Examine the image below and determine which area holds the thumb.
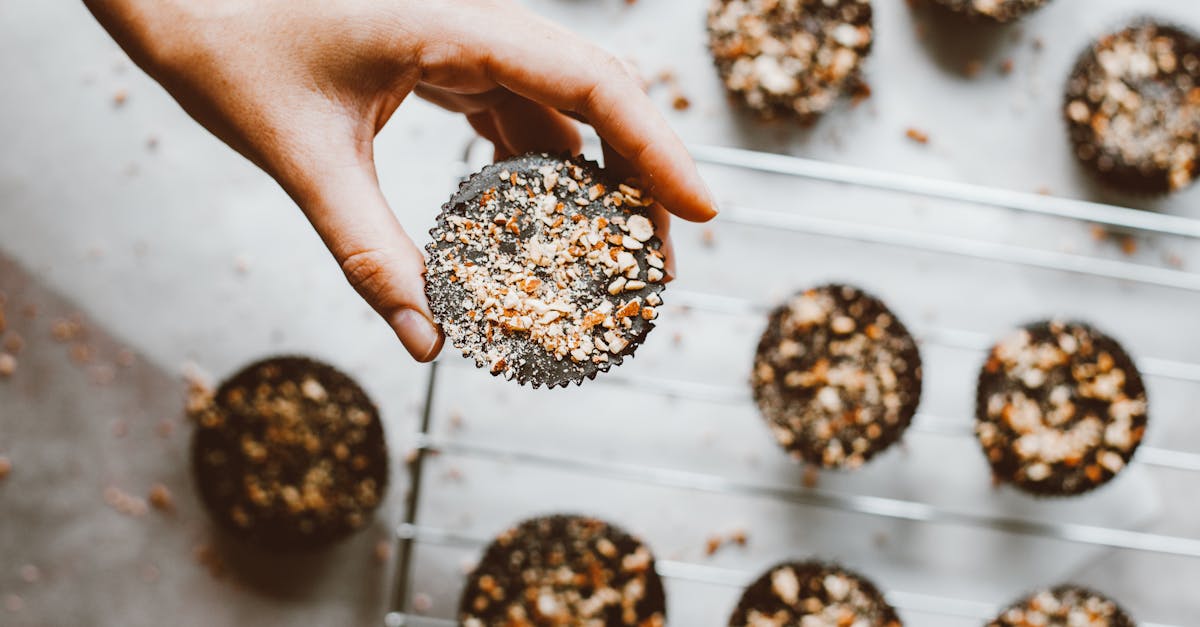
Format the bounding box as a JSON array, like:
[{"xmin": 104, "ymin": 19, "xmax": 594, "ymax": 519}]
[{"xmin": 289, "ymin": 152, "xmax": 444, "ymax": 362}]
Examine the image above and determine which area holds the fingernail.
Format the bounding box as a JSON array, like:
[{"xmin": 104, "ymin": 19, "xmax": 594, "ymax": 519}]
[
  {"xmin": 700, "ymin": 177, "xmax": 719, "ymax": 217},
  {"xmin": 391, "ymin": 309, "xmax": 442, "ymax": 362},
  {"xmin": 664, "ymin": 266, "xmax": 677, "ymax": 283}
]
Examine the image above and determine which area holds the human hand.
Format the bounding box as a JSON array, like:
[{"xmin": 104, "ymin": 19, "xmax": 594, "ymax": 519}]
[{"xmin": 85, "ymin": 0, "xmax": 717, "ymax": 362}]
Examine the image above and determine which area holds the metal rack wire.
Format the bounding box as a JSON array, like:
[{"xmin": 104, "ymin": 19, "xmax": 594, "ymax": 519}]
[{"xmin": 385, "ymin": 144, "xmax": 1200, "ymax": 627}]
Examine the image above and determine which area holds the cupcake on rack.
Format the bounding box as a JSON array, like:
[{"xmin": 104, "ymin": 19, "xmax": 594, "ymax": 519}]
[
  {"xmin": 989, "ymin": 585, "xmax": 1135, "ymax": 627},
  {"xmin": 425, "ymin": 153, "xmax": 666, "ymax": 389},
  {"xmin": 1064, "ymin": 20, "xmax": 1200, "ymax": 194},
  {"xmin": 930, "ymin": 0, "xmax": 1049, "ymax": 22},
  {"xmin": 751, "ymin": 284, "xmax": 923, "ymax": 470},
  {"xmin": 190, "ymin": 356, "xmax": 388, "ymax": 551},
  {"xmin": 707, "ymin": 0, "xmax": 873, "ymax": 124},
  {"xmin": 459, "ymin": 514, "xmax": 666, "ymax": 626},
  {"xmin": 975, "ymin": 320, "xmax": 1148, "ymax": 497},
  {"xmin": 729, "ymin": 560, "xmax": 901, "ymax": 626}
]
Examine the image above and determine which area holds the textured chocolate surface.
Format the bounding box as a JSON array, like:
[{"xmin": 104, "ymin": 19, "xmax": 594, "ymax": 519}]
[
  {"xmin": 459, "ymin": 514, "xmax": 666, "ymax": 626},
  {"xmin": 976, "ymin": 321, "xmax": 1147, "ymax": 496},
  {"xmin": 729, "ymin": 560, "xmax": 901, "ymax": 626},
  {"xmin": 989, "ymin": 585, "xmax": 1135, "ymax": 627},
  {"xmin": 1064, "ymin": 21, "xmax": 1200, "ymax": 194},
  {"xmin": 752, "ymin": 284, "xmax": 922, "ymax": 469},
  {"xmin": 190, "ymin": 356, "xmax": 387, "ymax": 551},
  {"xmin": 707, "ymin": 0, "xmax": 873, "ymax": 123},
  {"xmin": 425, "ymin": 153, "xmax": 666, "ymax": 389},
  {"xmin": 931, "ymin": 0, "xmax": 1048, "ymax": 22}
]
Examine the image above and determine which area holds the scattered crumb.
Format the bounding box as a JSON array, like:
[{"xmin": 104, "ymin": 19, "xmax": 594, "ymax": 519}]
[
  {"xmin": 140, "ymin": 563, "xmax": 161, "ymax": 583},
  {"xmin": 1120, "ymin": 236, "xmax": 1138, "ymax": 256},
  {"xmin": 182, "ymin": 362, "xmax": 214, "ymax": 416},
  {"xmin": 50, "ymin": 317, "xmax": 83, "ymax": 342},
  {"xmin": 4, "ymin": 594, "xmax": 22, "ymax": 613},
  {"xmin": 1165, "ymin": 252, "xmax": 1185, "ymax": 269},
  {"xmin": 704, "ymin": 535, "xmax": 722, "ymax": 556},
  {"xmin": 905, "ymin": 127, "xmax": 929, "ymax": 144},
  {"xmin": 148, "ymin": 483, "xmax": 174, "ymax": 512},
  {"xmin": 70, "ymin": 343, "xmax": 93, "ymax": 365},
  {"xmin": 672, "ymin": 94, "xmax": 691, "ymax": 111},
  {"xmin": 18, "ymin": 564, "xmax": 40, "ymax": 584},
  {"xmin": 0, "ymin": 456, "xmax": 11, "ymax": 480},
  {"xmin": 233, "ymin": 254, "xmax": 251, "ymax": 275},
  {"xmin": 999, "ymin": 58, "xmax": 1014, "ymax": 75},
  {"xmin": 730, "ymin": 528, "xmax": 748, "ymax": 546},
  {"xmin": 374, "ymin": 539, "xmax": 393, "ymax": 564},
  {"xmin": 104, "ymin": 485, "xmax": 148, "ymax": 517},
  {"xmin": 671, "ymin": 332, "xmax": 683, "ymax": 347},
  {"xmin": 0, "ymin": 353, "xmax": 16, "ymax": 378},
  {"xmin": 412, "ymin": 592, "xmax": 433, "ymax": 613},
  {"xmin": 704, "ymin": 529, "xmax": 750, "ymax": 556},
  {"xmin": 1032, "ymin": 37, "xmax": 1044, "ymax": 51},
  {"xmin": 1090, "ymin": 225, "xmax": 1108, "ymax": 241},
  {"xmin": 964, "ymin": 59, "xmax": 983, "ymax": 78},
  {"xmin": 193, "ymin": 544, "xmax": 226, "ymax": 579},
  {"xmin": 91, "ymin": 364, "xmax": 117, "ymax": 385},
  {"xmin": 146, "ymin": 136, "xmax": 159, "ymax": 151},
  {"xmin": 116, "ymin": 348, "xmax": 136, "ymax": 368},
  {"xmin": 4, "ymin": 333, "xmax": 24, "ymax": 355},
  {"xmin": 113, "ymin": 89, "xmax": 128, "ymax": 107},
  {"xmin": 700, "ymin": 228, "xmax": 716, "ymax": 248}
]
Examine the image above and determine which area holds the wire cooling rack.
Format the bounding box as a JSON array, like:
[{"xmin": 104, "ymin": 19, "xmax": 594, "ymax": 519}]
[{"xmin": 383, "ymin": 143, "xmax": 1200, "ymax": 627}]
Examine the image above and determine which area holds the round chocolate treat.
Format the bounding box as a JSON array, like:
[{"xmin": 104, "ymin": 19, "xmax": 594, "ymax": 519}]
[
  {"xmin": 990, "ymin": 585, "xmax": 1135, "ymax": 627},
  {"xmin": 976, "ymin": 321, "xmax": 1148, "ymax": 497},
  {"xmin": 459, "ymin": 514, "xmax": 666, "ymax": 626},
  {"xmin": 190, "ymin": 357, "xmax": 387, "ymax": 550},
  {"xmin": 931, "ymin": 0, "xmax": 1048, "ymax": 22},
  {"xmin": 729, "ymin": 561, "xmax": 901, "ymax": 627},
  {"xmin": 751, "ymin": 284, "xmax": 922, "ymax": 469},
  {"xmin": 425, "ymin": 153, "xmax": 666, "ymax": 389},
  {"xmin": 1064, "ymin": 21, "xmax": 1200, "ymax": 194},
  {"xmin": 707, "ymin": 0, "xmax": 873, "ymax": 123}
]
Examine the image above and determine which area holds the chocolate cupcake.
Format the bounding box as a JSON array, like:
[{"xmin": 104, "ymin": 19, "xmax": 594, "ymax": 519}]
[
  {"xmin": 459, "ymin": 514, "xmax": 666, "ymax": 626},
  {"xmin": 931, "ymin": 0, "xmax": 1048, "ymax": 22},
  {"xmin": 425, "ymin": 153, "xmax": 666, "ymax": 389},
  {"xmin": 190, "ymin": 357, "xmax": 388, "ymax": 551},
  {"xmin": 990, "ymin": 585, "xmax": 1135, "ymax": 627},
  {"xmin": 751, "ymin": 284, "xmax": 922, "ymax": 469},
  {"xmin": 707, "ymin": 0, "xmax": 873, "ymax": 123},
  {"xmin": 729, "ymin": 560, "xmax": 901, "ymax": 626},
  {"xmin": 976, "ymin": 321, "xmax": 1148, "ymax": 497},
  {"xmin": 1064, "ymin": 21, "xmax": 1200, "ymax": 194}
]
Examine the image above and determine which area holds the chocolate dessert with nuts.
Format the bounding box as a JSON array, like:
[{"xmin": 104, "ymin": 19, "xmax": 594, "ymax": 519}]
[
  {"xmin": 976, "ymin": 321, "xmax": 1148, "ymax": 497},
  {"xmin": 707, "ymin": 0, "xmax": 873, "ymax": 123},
  {"xmin": 729, "ymin": 560, "xmax": 901, "ymax": 627},
  {"xmin": 931, "ymin": 0, "xmax": 1048, "ymax": 22},
  {"xmin": 459, "ymin": 514, "xmax": 666, "ymax": 627},
  {"xmin": 989, "ymin": 585, "xmax": 1135, "ymax": 627},
  {"xmin": 751, "ymin": 284, "xmax": 922, "ymax": 470},
  {"xmin": 1064, "ymin": 21, "xmax": 1200, "ymax": 194},
  {"xmin": 425, "ymin": 153, "xmax": 666, "ymax": 388},
  {"xmin": 190, "ymin": 356, "xmax": 387, "ymax": 550}
]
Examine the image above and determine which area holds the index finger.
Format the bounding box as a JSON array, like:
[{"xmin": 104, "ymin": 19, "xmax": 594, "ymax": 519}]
[{"xmin": 441, "ymin": 13, "xmax": 718, "ymax": 223}]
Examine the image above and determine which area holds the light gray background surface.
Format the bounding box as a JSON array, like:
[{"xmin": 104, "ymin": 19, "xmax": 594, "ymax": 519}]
[{"xmin": 2, "ymin": 0, "xmax": 1200, "ymax": 625}]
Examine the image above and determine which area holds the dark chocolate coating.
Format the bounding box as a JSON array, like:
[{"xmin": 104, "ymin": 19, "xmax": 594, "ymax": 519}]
[
  {"xmin": 459, "ymin": 514, "xmax": 667, "ymax": 626},
  {"xmin": 191, "ymin": 356, "xmax": 388, "ymax": 551},
  {"xmin": 930, "ymin": 0, "xmax": 1048, "ymax": 22},
  {"xmin": 751, "ymin": 284, "xmax": 923, "ymax": 469},
  {"xmin": 975, "ymin": 321, "xmax": 1148, "ymax": 497},
  {"xmin": 729, "ymin": 560, "xmax": 901, "ymax": 626},
  {"xmin": 1064, "ymin": 20, "xmax": 1200, "ymax": 194},
  {"xmin": 425, "ymin": 153, "xmax": 666, "ymax": 389},
  {"xmin": 989, "ymin": 585, "xmax": 1136, "ymax": 627}
]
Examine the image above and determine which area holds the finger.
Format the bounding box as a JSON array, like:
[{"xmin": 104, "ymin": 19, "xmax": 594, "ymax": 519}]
[
  {"xmin": 286, "ymin": 150, "xmax": 444, "ymax": 362},
  {"xmin": 462, "ymin": 22, "xmax": 718, "ymax": 222},
  {"xmin": 490, "ymin": 96, "xmax": 582, "ymax": 157},
  {"xmin": 604, "ymin": 141, "xmax": 675, "ymax": 282},
  {"xmin": 466, "ymin": 111, "xmax": 514, "ymax": 160}
]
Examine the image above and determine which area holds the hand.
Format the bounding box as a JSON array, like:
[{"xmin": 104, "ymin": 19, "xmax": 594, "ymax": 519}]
[{"xmin": 84, "ymin": 0, "xmax": 718, "ymax": 362}]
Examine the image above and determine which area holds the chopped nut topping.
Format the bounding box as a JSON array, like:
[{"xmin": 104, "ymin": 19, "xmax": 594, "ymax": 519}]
[
  {"xmin": 991, "ymin": 585, "xmax": 1133, "ymax": 627},
  {"xmin": 731, "ymin": 561, "xmax": 900, "ymax": 626}
]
